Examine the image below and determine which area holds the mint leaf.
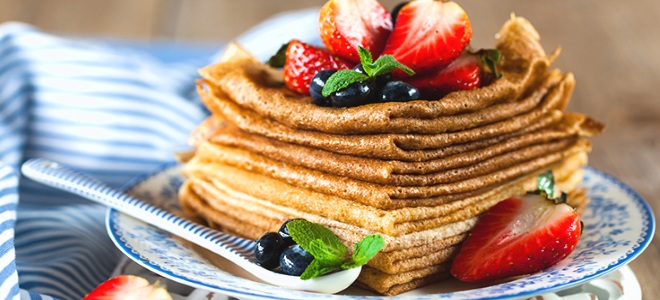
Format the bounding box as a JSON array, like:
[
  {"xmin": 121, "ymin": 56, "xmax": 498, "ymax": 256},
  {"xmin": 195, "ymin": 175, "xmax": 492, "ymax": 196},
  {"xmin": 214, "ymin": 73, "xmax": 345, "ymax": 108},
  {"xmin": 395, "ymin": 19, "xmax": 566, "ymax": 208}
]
[
  {"xmin": 287, "ymin": 219, "xmax": 348, "ymax": 258},
  {"xmin": 300, "ymin": 259, "xmax": 342, "ymax": 280},
  {"xmin": 357, "ymin": 46, "xmax": 375, "ymax": 76},
  {"xmin": 536, "ymin": 171, "xmax": 555, "ymax": 199},
  {"xmin": 321, "ymin": 70, "xmax": 369, "ymax": 97},
  {"xmin": 308, "ymin": 239, "xmax": 347, "ymax": 265},
  {"xmin": 371, "ymin": 55, "xmax": 415, "ymax": 77},
  {"xmin": 266, "ymin": 42, "xmax": 289, "ymax": 68},
  {"xmin": 342, "ymin": 234, "xmax": 384, "ymax": 269}
]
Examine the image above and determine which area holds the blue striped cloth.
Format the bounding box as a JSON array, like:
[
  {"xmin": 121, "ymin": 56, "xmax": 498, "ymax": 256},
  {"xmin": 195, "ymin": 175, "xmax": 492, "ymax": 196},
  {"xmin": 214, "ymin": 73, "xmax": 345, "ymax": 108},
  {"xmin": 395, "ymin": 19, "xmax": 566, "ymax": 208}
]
[{"xmin": 0, "ymin": 8, "xmax": 320, "ymax": 300}]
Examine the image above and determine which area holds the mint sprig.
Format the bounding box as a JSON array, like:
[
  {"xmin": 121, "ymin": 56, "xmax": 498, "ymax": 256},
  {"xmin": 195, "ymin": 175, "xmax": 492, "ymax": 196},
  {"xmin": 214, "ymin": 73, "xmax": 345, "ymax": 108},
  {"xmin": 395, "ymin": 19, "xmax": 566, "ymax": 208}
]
[
  {"xmin": 321, "ymin": 46, "xmax": 415, "ymax": 97},
  {"xmin": 342, "ymin": 234, "xmax": 385, "ymax": 269},
  {"xmin": 287, "ymin": 219, "xmax": 385, "ymax": 280}
]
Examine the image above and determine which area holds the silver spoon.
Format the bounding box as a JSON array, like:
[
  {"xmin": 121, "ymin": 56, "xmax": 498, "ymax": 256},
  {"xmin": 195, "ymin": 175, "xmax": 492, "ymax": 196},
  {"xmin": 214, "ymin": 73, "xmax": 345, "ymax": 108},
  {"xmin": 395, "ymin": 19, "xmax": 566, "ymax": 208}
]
[{"xmin": 21, "ymin": 158, "xmax": 361, "ymax": 294}]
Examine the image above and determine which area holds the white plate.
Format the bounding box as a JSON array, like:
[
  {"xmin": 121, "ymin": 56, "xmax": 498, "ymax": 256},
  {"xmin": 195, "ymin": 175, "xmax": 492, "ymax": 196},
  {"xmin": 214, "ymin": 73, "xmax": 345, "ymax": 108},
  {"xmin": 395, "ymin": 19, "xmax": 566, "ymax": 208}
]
[{"xmin": 107, "ymin": 165, "xmax": 655, "ymax": 300}]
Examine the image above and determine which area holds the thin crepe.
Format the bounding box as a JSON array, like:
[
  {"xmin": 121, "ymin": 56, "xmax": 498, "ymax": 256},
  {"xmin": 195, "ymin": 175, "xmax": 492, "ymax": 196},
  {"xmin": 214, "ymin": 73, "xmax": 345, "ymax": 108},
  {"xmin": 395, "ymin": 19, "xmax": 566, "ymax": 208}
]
[{"xmin": 198, "ymin": 16, "xmax": 552, "ymax": 135}]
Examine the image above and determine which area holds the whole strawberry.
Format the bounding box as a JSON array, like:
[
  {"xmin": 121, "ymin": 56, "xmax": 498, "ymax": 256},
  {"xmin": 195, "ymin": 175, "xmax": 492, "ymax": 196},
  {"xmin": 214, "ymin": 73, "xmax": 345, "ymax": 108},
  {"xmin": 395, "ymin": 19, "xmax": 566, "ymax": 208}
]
[
  {"xmin": 283, "ymin": 40, "xmax": 353, "ymax": 94},
  {"xmin": 381, "ymin": 0, "xmax": 472, "ymax": 74},
  {"xmin": 450, "ymin": 193, "xmax": 582, "ymax": 282},
  {"xmin": 84, "ymin": 275, "xmax": 172, "ymax": 300},
  {"xmin": 319, "ymin": 0, "xmax": 392, "ymax": 63}
]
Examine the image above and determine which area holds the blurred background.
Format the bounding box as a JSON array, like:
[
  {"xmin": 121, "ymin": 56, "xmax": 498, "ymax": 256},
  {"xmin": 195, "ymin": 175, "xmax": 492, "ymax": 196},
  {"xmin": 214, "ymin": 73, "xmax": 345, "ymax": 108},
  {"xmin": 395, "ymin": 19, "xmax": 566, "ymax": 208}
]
[{"xmin": 1, "ymin": 0, "xmax": 659, "ymax": 299}]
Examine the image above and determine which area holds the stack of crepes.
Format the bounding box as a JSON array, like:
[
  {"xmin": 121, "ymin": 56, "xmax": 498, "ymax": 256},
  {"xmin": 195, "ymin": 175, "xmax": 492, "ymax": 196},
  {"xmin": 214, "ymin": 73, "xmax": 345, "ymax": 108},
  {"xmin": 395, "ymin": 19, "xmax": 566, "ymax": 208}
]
[{"xmin": 178, "ymin": 16, "xmax": 603, "ymax": 296}]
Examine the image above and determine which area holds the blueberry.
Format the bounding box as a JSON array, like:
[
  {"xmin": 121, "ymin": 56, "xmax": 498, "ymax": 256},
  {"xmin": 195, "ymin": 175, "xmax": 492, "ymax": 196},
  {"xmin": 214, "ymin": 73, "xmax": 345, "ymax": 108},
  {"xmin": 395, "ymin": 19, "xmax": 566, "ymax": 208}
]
[
  {"xmin": 378, "ymin": 81, "xmax": 420, "ymax": 102},
  {"xmin": 280, "ymin": 245, "xmax": 314, "ymax": 276},
  {"xmin": 309, "ymin": 70, "xmax": 336, "ymax": 106},
  {"xmin": 254, "ymin": 232, "xmax": 286, "ymax": 270},
  {"xmin": 353, "ymin": 64, "xmax": 391, "ymax": 87},
  {"xmin": 330, "ymin": 81, "xmax": 374, "ymax": 107},
  {"xmin": 391, "ymin": 2, "xmax": 410, "ymax": 26},
  {"xmin": 278, "ymin": 218, "xmax": 304, "ymax": 247}
]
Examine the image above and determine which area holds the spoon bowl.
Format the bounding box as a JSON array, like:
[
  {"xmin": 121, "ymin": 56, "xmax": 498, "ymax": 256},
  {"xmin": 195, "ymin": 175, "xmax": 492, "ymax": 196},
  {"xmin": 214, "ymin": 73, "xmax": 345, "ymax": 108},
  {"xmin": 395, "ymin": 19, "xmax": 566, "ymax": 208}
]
[{"xmin": 21, "ymin": 158, "xmax": 361, "ymax": 294}]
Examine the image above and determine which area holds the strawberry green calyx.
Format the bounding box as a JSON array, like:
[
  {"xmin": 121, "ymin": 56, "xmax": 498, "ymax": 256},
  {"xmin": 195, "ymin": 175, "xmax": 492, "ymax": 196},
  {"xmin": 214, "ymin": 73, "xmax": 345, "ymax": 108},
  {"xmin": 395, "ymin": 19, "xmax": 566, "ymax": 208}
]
[
  {"xmin": 266, "ymin": 42, "xmax": 290, "ymax": 68},
  {"xmin": 533, "ymin": 171, "xmax": 571, "ymax": 205},
  {"xmin": 536, "ymin": 170, "xmax": 555, "ymax": 199},
  {"xmin": 286, "ymin": 219, "xmax": 384, "ymax": 280},
  {"xmin": 321, "ymin": 46, "xmax": 415, "ymax": 97},
  {"xmin": 474, "ymin": 48, "xmax": 503, "ymax": 79}
]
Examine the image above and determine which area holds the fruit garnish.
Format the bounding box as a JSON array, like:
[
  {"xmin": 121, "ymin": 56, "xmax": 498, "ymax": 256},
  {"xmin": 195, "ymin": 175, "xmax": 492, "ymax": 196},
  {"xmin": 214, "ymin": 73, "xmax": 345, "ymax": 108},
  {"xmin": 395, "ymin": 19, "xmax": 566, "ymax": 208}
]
[
  {"xmin": 319, "ymin": 0, "xmax": 392, "ymax": 63},
  {"xmin": 287, "ymin": 219, "xmax": 384, "ymax": 280},
  {"xmin": 321, "ymin": 47, "xmax": 415, "ymax": 107},
  {"xmin": 83, "ymin": 275, "xmax": 172, "ymax": 300},
  {"xmin": 328, "ymin": 80, "xmax": 375, "ymax": 107},
  {"xmin": 381, "ymin": 0, "xmax": 472, "ymax": 74},
  {"xmin": 404, "ymin": 48, "xmax": 502, "ymax": 98},
  {"xmin": 403, "ymin": 52, "xmax": 480, "ymax": 98},
  {"xmin": 377, "ymin": 80, "xmax": 420, "ymax": 102},
  {"xmin": 450, "ymin": 171, "xmax": 581, "ymax": 283},
  {"xmin": 390, "ymin": 1, "xmax": 410, "ymax": 26},
  {"xmin": 283, "ymin": 40, "xmax": 353, "ymax": 94},
  {"xmin": 310, "ymin": 70, "xmax": 338, "ymax": 106},
  {"xmin": 255, "ymin": 232, "xmax": 287, "ymax": 270},
  {"xmin": 280, "ymin": 244, "xmax": 315, "ymax": 276},
  {"xmin": 278, "ymin": 218, "xmax": 304, "ymax": 247}
]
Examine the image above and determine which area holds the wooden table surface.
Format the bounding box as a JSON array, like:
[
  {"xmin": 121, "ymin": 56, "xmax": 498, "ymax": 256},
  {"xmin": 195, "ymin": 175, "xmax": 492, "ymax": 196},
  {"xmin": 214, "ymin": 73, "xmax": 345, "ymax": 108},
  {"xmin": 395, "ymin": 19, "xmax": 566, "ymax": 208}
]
[{"xmin": 2, "ymin": 0, "xmax": 659, "ymax": 299}]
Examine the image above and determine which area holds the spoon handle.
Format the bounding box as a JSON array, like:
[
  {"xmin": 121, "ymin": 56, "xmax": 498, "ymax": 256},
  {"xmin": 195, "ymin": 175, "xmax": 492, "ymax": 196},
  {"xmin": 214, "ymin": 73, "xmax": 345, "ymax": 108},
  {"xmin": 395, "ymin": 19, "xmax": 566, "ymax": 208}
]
[
  {"xmin": 20, "ymin": 158, "xmax": 251, "ymax": 260},
  {"xmin": 21, "ymin": 158, "xmax": 362, "ymax": 294}
]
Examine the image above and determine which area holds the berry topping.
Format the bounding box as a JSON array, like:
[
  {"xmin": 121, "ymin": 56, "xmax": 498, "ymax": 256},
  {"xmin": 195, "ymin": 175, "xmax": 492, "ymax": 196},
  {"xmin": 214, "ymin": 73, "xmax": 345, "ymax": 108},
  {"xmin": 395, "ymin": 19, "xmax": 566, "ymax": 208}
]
[
  {"xmin": 404, "ymin": 49, "xmax": 502, "ymax": 98},
  {"xmin": 83, "ymin": 275, "xmax": 172, "ymax": 300},
  {"xmin": 309, "ymin": 70, "xmax": 337, "ymax": 107},
  {"xmin": 450, "ymin": 172, "xmax": 581, "ymax": 283},
  {"xmin": 404, "ymin": 52, "xmax": 481, "ymax": 98},
  {"xmin": 279, "ymin": 245, "xmax": 315, "ymax": 276},
  {"xmin": 283, "ymin": 40, "xmax": 352, "ymax": 94},
  {"xmin": 321, "ymin": 46, "xmax": 414, "ymax": 107},
  {"xmin": 278, "ymin": 218, "xmax": 305, "ymax": 246},
  {"xmin": 381, "ymin": 0, "xmax": 472, "ymax": 74},
  {"xmin": 330, "ymin": 81, "xmax": 375, "ymax": 107},
  {"xmin": 378, "ymin": 81, "xmax": 420, "ymax": 102},
  {"xmin": 254, "ymin": 232, "xmax": 286, "ymax": 270},
  {"xmin": 319, "ymin": 0, "xmax": 392, "ymax": 63},
  {"xmin": 390, "ymin": 1, "xmax": 410, "ymax": 26}
]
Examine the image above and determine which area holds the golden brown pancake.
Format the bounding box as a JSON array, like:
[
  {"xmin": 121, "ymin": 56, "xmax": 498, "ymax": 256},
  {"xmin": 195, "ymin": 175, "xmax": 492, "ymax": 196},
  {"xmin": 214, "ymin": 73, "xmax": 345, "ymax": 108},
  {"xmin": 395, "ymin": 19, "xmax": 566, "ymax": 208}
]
[
  {"xmin": 181, "ymin": 152, "xmax": 586, "ymax": 238},
  {"xmin": 197, "ymin": 113, "xmax": 596, "ymax": 178}
]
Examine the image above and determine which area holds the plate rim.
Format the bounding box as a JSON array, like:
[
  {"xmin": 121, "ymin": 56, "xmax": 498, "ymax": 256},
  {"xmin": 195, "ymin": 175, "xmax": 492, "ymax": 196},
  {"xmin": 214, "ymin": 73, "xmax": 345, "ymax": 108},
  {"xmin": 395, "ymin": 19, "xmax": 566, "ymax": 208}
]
[{"xmin": 106, "ymin": 165, "xmax": 656, "ymax": 299}]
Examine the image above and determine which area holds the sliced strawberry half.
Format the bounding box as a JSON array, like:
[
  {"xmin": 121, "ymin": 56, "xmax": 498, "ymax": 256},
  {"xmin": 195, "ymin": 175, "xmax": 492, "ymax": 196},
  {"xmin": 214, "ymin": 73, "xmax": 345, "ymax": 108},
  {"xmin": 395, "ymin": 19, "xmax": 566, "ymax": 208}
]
[
  {"xmin": 84, "ymin": 275, "xmax": 172, "ymax": 300},
  {"xmin": 381, "ymin": 0, "xmax": 472, "ymax": 74},
  {"xmin": 319, "ymin": 0, "xmax": 392, "ymax": 63},
  {"xmin": 283, "ymin": 40, "xmax": 353, "ymax": 95},
  {"xmin": 450, "ymin": 194, "xmax": 582, "ymax": 283},
  {"xmin": 403, "ymin": 52, "xmax": 481, "ymax": 98}
]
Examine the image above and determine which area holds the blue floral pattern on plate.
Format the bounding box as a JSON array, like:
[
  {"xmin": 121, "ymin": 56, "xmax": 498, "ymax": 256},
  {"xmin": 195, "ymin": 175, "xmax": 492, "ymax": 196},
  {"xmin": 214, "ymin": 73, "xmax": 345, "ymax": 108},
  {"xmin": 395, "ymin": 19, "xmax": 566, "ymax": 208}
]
[{"xmin": 107, "ymin": 165, "xmax": 655, "ymax": 300}]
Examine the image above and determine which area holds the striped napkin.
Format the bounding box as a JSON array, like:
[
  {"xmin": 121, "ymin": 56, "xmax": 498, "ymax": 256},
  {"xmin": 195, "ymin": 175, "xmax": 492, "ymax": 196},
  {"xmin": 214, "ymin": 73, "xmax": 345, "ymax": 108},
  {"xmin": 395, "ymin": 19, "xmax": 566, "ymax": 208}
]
[{"xmin": 0, "ymin": 8, "xmax": 319, "ymax": 300}]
